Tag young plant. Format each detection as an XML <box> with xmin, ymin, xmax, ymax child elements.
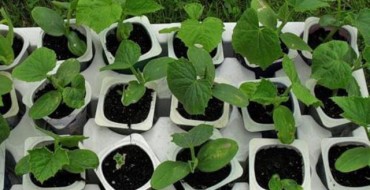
<box><xmin>0</xmin><ymin>8</ymin><xmax>15</xmax><ymax>66</ymax></box>
<box><xmin>12</xmin><ymin>48</ymin><xmax>86</xmax><ymax>119</ymax></box>
<box><xmin>0</xmin><ymin>74</ymin><xmax>12</xmax><ymax>144</ymax></box>
<box><xmin>15</xmin><ymin>127</ymin><xmax>99</xmax><ymax>184</ymax></box>
<box><xmin>167</xmin><ymin>46</ymin><xmax>249</xmax><ymax>115</ymax></box>
<box><xmin>268</xmin><ymin>174</ymin><xmax>303</xmax><ymax>190</ymax></box>
<box><xmin>232</xmin><ymin>0</ymin><xmax>329</xmax><ymax>70</ymax></box>
<box><xmin>113</xmin><ymin>153</ymin><xmax>126</xmax><ymax>170</ymax></box>
<box><xmin>150</xmin><ymin>124</ymin><xmax>238</xmax><ymax>189</ymax></box>
<box><xmin>240</xmin><ymin>56</ymin><xmax>321</xmax><ymax>144</ymax></box>
<box><xmin>331</xmin><ymin>96</ymin><xmax>370</xmax><ymax>173</ymax></box>
<box><xmin>32</xmin><ymin>0</ymin><xmax>87</xmax><ymax>57</ymax></box>
<box><xmin>159</xmin><ymin>3</ymin><xmax>224</xmax><ymax>53</ymax></box>
<box><xmin>100</xmin><ymin>40</ymin><xmax>175</xmax><ymax>106</ymax></box>
<box><xmin>76</xmin><ymin>0</ymin><xmax>163</xmax><ymax>41</ymax></box>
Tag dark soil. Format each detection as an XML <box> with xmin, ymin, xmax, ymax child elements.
<box><xmin>177</xmin><ymin>97</ymin><xmax>224</xmax><ymax>121</ymax></box>
<box><xmin>247</xmin><ymin>85</ymin><xmax>293</xmax><ymax>124</ymax></box>
<box><xmin>328</xmin><ymin>144</ymin><xmax>370</xmax><ymax>187</ymax></box>
<box><xmin>280</xmin><ymin>41</ymin><xmax>289</xmax><ymax>55</ymax></box>
<box><xmin>103</xmin><ymin>84</ymin><xmax>153</xmax><ymax>126</ymax></box>
<box><xmin>0</xmin><ymin>93</ymin><xmax>11</xmax><ymax>115</ymax></box>
<box><xmin>106</xmin><ymin>23</ymin><xmax>152</xmax><ymax>56</ymax></box>
<box><xmin>173</xmin><ymin>34</ymin><xmax>218</xmax><ymax>59</ymax></box>
<box><xmin>33</xmin><ymin>83</ymin><xmax>75</xmax><ymax>119</ymax></box>
<box><xmin>308</xmin><ymin>27</ymin><xmax>349</xmax><ymax>50</ymax></box>
<box><xmin>43</xmin><ymin>29</ymin><xmax>86</xmax><ymax>60</ymax></box>
<box><xmin>12</xmin><ymin>35</ymin><xmax>23</xmax><ymax>58</ymax></box>
<box><xmin>314</xmin><ymin>85</ymin><xmax>348</xmax><ymax>119</ymax></box>
<box><xmin>102</xmin><ymin>145</ymin><xmax>154</xmax><ymax>190</ymax></box>
<box><xmin>255</xmin><ymin>147</ymin><xmax>304</xmax><ymax>189</ymax></box>
<box><xmin>176</xmin><ymin>143</ymin><xmax>231</xmax><ymax>189</ymax></box>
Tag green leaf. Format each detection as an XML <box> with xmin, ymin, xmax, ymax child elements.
<box><xmin>151</xmin><ymin>161</ymin><xmax>191</xmax><ymax>190</ymax></box>
<box><xmin>121</xmin><ymin>81</ymin><xmax>146</xmax><ymax>106</ymax></box>
<box><xmin>62</xmin><ymin>74</ymin><xmax>86</xmax><ymax>109</ymax></box>
<box><xmin>177</xmin><ymin>17</ymin><xmax>224</xmax><ymax>52</ymax></box>
<box><xmin>312</xmin><ymin>41</ymin><xmax>356</xmax><ymax>89</ymax></box>
<box><xmin>363</xmin><ymin>46</ymin><xmax>370</xmax><ymax>62</ymax></box>
<box><xmin>268</xmin><ymin>174</ymin><xmax>282</xmax><ymax>190</ymax></box>
<box><xmin>273</xmin><ymin>105</ymin><xmax>296</xmax><ymax>144</ymax></box>
<box><xmin>100</xmin><ymin>40</ymin><xmax>141</xmax><ymax>71</ymax></box>
<box><xmin>0</xmin><ymin>8</ymin><xmax>14</xmax><ymax>45</ymax></box>
<box><xmin>331</xmin><ymin>97</ymin><xmax>370</xmax><ymax>127</ymax></box>
<box><xmin>30</xmin><ymin>90</ymin><xmax>62</xmax><ymax>119</ymax></box>
<box><xmin>282</xmin><ymin>56</ymin><xmax>299</xmax><ymax>84</ymax></box>
<box><xmin>159</xmin><ymin>27</ymin><xmax>180</xmax><ymax>34</ymax></box>
<box><xmin>143</xmin><ymin>57</ymin><xmax>175</xmax><ymax>82</ymax></box>
<box><xmin>32</xmin><ymin>7</ymin><xmax>65</xmax><ymax>36</ymax></box>
<box><xmin>63</xmin><ymin>149</ymin><xmax>99</xmax><ymax>173</ymax></box>
<box><xmin>124</xmin><ymin>0</ymin><xmax>163</xmax><ymax>16</ymax></box>
<box><xmin>0</xmin><ymin>74</ymin><xmax>12</xmax><ymax>97</ymax></box>
<box><xmin>0</xmin><ymin>114</ymin><xmax>10</xmax><ymax>144</ymax></box>
<box><xmin>55</xmin><ymin>59</ymin><xmax>80</xmax><ymax>87</ymax></box>
<box><xmin>277</xmin><ymin>2</ymin><xmax>290</xmax><ymax>22</ymax></box>
<box><xmin>353</xmin><ymin>9</ymin><xmax>370</xmax><ymax>45</ymax></box>
<box><xmin>76</xmin><ymin>0</ymin><xmax>122</xmax><ymax>33</ymax></box>
<box><xmin>167</xmin><ymin>59</ymin><xmax>212</xmax><ymax>115</ymax></box>
<box><xmin>66</xmin><ymin>31</ymin><xmax>87</xmax><ymax>57</ymax></box>
<box><xmin>292</xmin><ymin>83</ymin><xmax>322</xmax><ymax>107</ymax></box>
<box><xmin>280</xmin><ymin>32</ymin><xmax>312</xmax><ymax>51</ymax></box>
<box><xmin>51</xmin><ymin>1</ymin><xmax>71</xmax><ymax>9</ymax></box>
<box><xmin>345</xmin><ymin>77</ymin><xmax>361</xmax><ymax>97</ymax></box>
<box><xmin>281</xmin><ymin>179</ymin><xmax>303</xmax><ymax>190</ymax></box>
<box><xmin>251</xmin><ymin>0</ymin><xmax>277</xmax><ymax>29</ymax></box>
<box><xmin>286</xmin><ymin>0</ymin><xmax>329</xmax><ymax>12</ymax></box>
<box><xmin>116</xmin><ymin>22</ymin><xmax>133</xmax><ymax>41</ymax></box>
<box><xmin>0</xmin><ymin>36</ymin><xmax>14</xmax><ymax>65</ymax></box>
<box><xmin>184</xmin><ymin>3</ymin><xmax>203</xmax><ymax>20</ymax></box>
<box><xmin>197</xmin><ymin>138</ymin><xmax>238</xmax><ymax>172</ymax></box>
<box><xmin>250</xmin><ymin>79</ymin><xmax>288</xmax><ymax>106</ymax></box>
<box><xmin>58</xmin><ymin>135</ymin><xmax>88</xmax><ymax>148</ymax></box>
<box><xmin>232</xmin><ymin>9</ymin><xmax>282</xmax><ymax>70</ymax></box>
<box><xmin>172</xmin><ymin>124</ymin><xmax>213</xmax><ymax>148</ymax></box>
<box><xmin>13</xmin><ymin>48</ymin><xmax>56</xmax><ymax>82</ymax></box>
<box><xmin>28</xmin><ymin>146</ymin><xmax>69</xmax><ymax>184</ymax></box>
<box><xmin>239</xmin><ymin>82</ymin><xmax>259</xmax><ymax>99</ymax></box>
<box><xmin>212</xmin><ymin>83</ymin><xmax>248</xmax><ymax>107</ymax></box>
<box><xmin>187</xmin><ymin>47</ymin><xmax>215</xmax><ymax>83</ymax></box>
<box><xmin>15</xmin><ymin>155</ymin><xmax>31</xmax><ymax>176</ymax></box>
<box><xmin>335</xmin><ymin>147</ymin><xmax>370</xmax><ymax>173</ymax></box>
<box><xmin>319</xmin><ymin>14</ymin><xmax>341</xmax><ymax>27</ymax></box>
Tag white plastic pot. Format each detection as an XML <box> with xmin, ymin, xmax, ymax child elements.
<box><xmin>95</xmin><ymin>133</ymin><xmax>160</xmax><ymax>190</ymax></box>
<box><xmin>0</xmin><ymin>71</ymin><xmax>19</xmax><ymax>122</ymax></box>
<box><xmin>22</xmin><ymin>136</ymin><xmax>86</xmax><ymax>190</ymax></box>
<box><xmin>10</xmin><ymin>185</ymin><xmax>100</xmax><ymax>190</ymax></box>
<box><xmin>301</xmin><ymin>17</ymin><xmax>359</xmax><ymax>60</ymax></box>
<box><xmin>239</xmin><ymin>77</ymin><xmax>301</xmax><ymax>132</ymax></box>
<box><xmin>95</xmin><ymin>77</ymin><xmax>157</xmax><ymax>131</ymax></box>
<box><xmin>99</xmin><ymin>16</ymin><xmax>162</xmax><ymax>65</ymax></box>
<box><xmin>0</xmin><ymin>143</ymin><xmax>5</xmax><ymax>190</ymax></box>
<box><xmin>320</xmin><ymin>137</ymin><xmax>370</xmax><ymax>190</ymax></box>
<box><xmin>249</xmin><ymin>138</ymin><xmax>311</xmax><ymax>190</ymax></box>
<box><xmin>0</xmin><ymin>28</ymin><xmax>30</xmax><ymax>71</ymax></box>
<box><xmin>166</xmin><ymin>23</ymin><xmax>224</xmax><ymax>66</ymax></box>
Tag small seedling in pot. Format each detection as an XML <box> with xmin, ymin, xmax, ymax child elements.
<box><xmin>0</xmin><ymin>8</ymin><xmax>15</xmax><ymax>66</ymax></box>
<box><xmin>232</xmin><ymin>0</ymin><xmax>329</xmax><ymax>70</ymax></box>
<box><xmin>159</xmin><ymin>3</ymin><xmax>224</xmax><ymax>53</ymax></box>
<box><xmin>150</xmin><ymin>124</ymin><xmax>238</xmax><ymax>189</ymax></box>
<box><xmin>12</xmin><ymin>48</ymin><xmax>86</xmax><ymax>119</ymax></box>
<box><xmin>100</xmin><ymin>40</ymin><xmax>175</xmax><ymax>106</ymax></box>
<box><xmin>0</xmin><ymin>74</ymin><xmax>12</xmax><ymax>144</ymax></box>
<box><xmin>113</xmin><ymin>153</ymin><xmax>126</xmax><ymax>170</ymax></box>
<box><xmin>268</xmin><ymin>174</ymin><xmax>303</xmax><ymax>190</ymax></box>
<box><xmin>240</xmin><ymin>56</ymin><xmax>321</xmax><ymax>144</ymax></box>
<box><xmin>167</xmin><ymin>46</ymin><xmax>249</xmax><ymax>115</ymax></box>
<box><xmin>76</xmin><ymin>0</ymin><xmax>163</xmax><ymax>41</ymax></box>
<box><xmin>32</xmin><ymin>0</ymin><xmax>87</xmax><ymax>57</ymax></box>
<box><xmin>15</xmin><ymin>127</ymin><xmax>99</xmax><ymax>184</ymax></box>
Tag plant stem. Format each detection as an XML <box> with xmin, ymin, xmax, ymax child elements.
<box><xmin>323</xmin><ymin>27</ymin><xmax>339</xmax><ymax>42</ymax></box>
<box><xmin>189</xmin><ymin>146</ymin><xmax>197</xmax><ymax>172</ymax></box>
<box><xmin>116</xmin><ymin>14</ymin><xmax>126</xmax><ymax>41</ymax></box>
<box><xmin>276</xmin><ymin>11</ymin><xmax>292</xmax><ymax>35</ymax></box>
<box><xmin>129</xmin><ymin>67</ymin><xmax>145</xmax><ymax>84</ymax></box>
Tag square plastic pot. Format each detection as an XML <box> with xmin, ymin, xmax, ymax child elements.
<box><xmin>0</xmin><ymin>71</ymin><xmax>20</xmax><ymax>126</ymax></box>
<box><xmin>249</xmin><ymin>138</ymin><xmax>311</xmax><ymax>190</ymax></box>
<box><xmin>95</xmin><ymin>133</ymin><xmax>160</xmax><ymax>190</ymax></box>
<box><xmin>319</xmin><ymin>137</ymin><xmax>370</xmax><ymax>190</ymax></box>
<box><xmin>95</xmin><ymin>77</ymin><xmax>157</xmax><ymax>131</ymax></box>
<box><xmin>22</xmin><ymin>136</ymin><xmax>86</xmax><ymax>190</ymax></box>
<box><xmin>239</xmin><ymin>77</ymin><xmax>301</xmax><ymax>132</ymax></box>
<box><xmin>166</xmin><ymin>23</ymin><xmax>224</xmax><ymax>66</ymax></box>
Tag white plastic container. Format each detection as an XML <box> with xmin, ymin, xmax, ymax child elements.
<box><xmin>0</xmin><ymin>72</ymin><xmax>19</xmax><ymax>122</ymax></box>
<box><xmin>0</xmin><ymin>143</ymin><xmax>5</xmax><ymax>190</ymax></box>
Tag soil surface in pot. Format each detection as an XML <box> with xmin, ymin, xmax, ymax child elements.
<box><xmin>173</xmin><ymin>34</ymin><xmax>217</xmax><ymax>59</ymax></box>
<box><xmin>106</xmin><ymin>23</ymin><xmax>152</xmax><ymax>55</ymax></box>
<box><xmin>314</xmin><ymin>85</ymin><xmax>347</xmax><ymax>118</ymax></box>
<box><xmin>104</xmin><ymin>84</ymin><xmax>153</xmax><ymax>126</ymax></box>
<box><xmin>177</xmin><ymin>97</ymin><xmax>224</xmax><ymax>121</ymax></box>
<box><xmin>0</xmin><ymin>93</ymin><xmax>11</xmax><ymax>115</ymax></box>
<box><xmin>43</xmin><ymin>28</ymin><xmax>86</xmax><ymax>60</ymax></box>
<box><xmin>176</xmin><ymin>143</ymin><xmax>231</xmax><ymax>189</ymax></box>
<box><xmin>328</xmin><ymin>144</ymin><xmax>370</xmax><ymax>187</ymax></box>
<box><xmin>308</xmin><ymin>27</ymin><xmax>349</xmax><ymax>50</ymax></box>
<box><xmin>33</xmin><ymin>83</ymin><xmax>75</xmax><ymax>119</ymax></box>
<box><xmin>247</xmin><ymin>85</ymin><xmax>293</xmax><ymax>124</ymax></box>
<box><xmin>255</xmin><ymin>147</ymin><xmax>304</xmax><ymax>189</ymax></box>
<box><xmin>102</xmin><ymin>145</ymin><xmax>154</xmax><ymax>190</ymax></box>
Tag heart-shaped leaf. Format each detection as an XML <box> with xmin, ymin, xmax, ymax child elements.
<box><xmin>32</xmin><ymin>7</ymin><xmax>65</xmax><ymax>36</ymax></box>
<box><xmin>121</xmin><ymin>81</ymin><xmax>146</xmax><ymax>106</ymax></box>
<box><xmin>30</xmin><ymin>90</ymin><xmax>62</xmax><ymax>119</ymax></box>
<box><xmin>151</xmin><ymin>161</ymin><xmax>191</xmax><ymax>190</ymax></box>
<box><xmin>62</xmin><ymin>74</ymin><xmax>86</xmax><ymax>109</ymax></box>
<box><xmin>172</xmin><ymin>124</ymin><xmax>213</xmax><ymax>148</ymax></box>
<box><xmin>273</xmin><ymin>105</ymin><xmax>296</xmax><ymax>144</ymax></box>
